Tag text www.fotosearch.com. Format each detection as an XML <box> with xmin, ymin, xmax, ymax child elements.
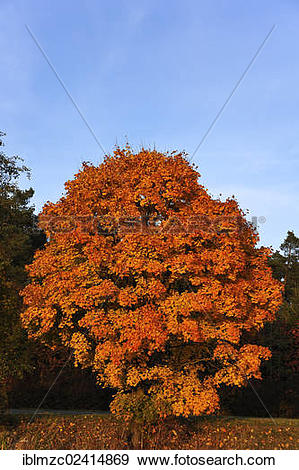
<box><xmin>21</xmin><ymin>452</ymin><xmax>276</xmax><ymax>467</ymax></box>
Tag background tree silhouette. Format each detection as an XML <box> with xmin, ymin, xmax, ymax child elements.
<box><xmin>0</xmin><ymin>131</ymin><xmax>45</xmax><ymax>409</ymax></box>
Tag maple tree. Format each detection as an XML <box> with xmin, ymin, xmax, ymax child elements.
<box><xmin>21</xmin><ymin>146</ymin><xmax>283</xmax><ymax>420</ymax></box>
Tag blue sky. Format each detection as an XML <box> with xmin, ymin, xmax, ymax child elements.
<box><xmin>1</xmin><ymin>0</ymin><xmax>298</xmax><ymax>249</ymax></box>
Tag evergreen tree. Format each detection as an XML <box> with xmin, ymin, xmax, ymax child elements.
<box><xmin>267</xmin><ymin>231</ymin><xmax>299</xmax><ymax>415</ymax></box>
<box><xmin>0</xmin><ymin>131</ymin><xmax>45</xmax><ymax>409</ymax></box>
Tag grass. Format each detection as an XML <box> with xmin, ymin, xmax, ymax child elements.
<box><xmin>0</xmin><ymin>414</ymin><xmax>298</xmax><ymax>450</ymax></box>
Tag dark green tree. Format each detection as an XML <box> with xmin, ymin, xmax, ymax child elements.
<box><xmin>266</xmin><ymin>231</ymin><xmax>299</xmax><ymax>415</ymax></box>
<box><xmin>0</xmin><ymin>131</ymin><xmax>45</xmax><ymax>409</ymax></box>
<box><xmin>269</xmin><ymin>231</ymin><xmax>298</xmax><ymax>339</ymax></box>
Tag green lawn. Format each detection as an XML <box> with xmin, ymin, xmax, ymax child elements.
<box><xmin>0</xmin><ymin>414</ymin><xmax>298</xmax><ymax>450</ymax></box>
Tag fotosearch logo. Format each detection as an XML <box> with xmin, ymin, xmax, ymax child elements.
<box><xmin>39</xmin><ymin>213</ymin><xmax>266</xmax><ymax>236</ymax></box>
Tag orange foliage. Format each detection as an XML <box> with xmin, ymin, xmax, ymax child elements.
<box><xmin>21</xmin><ymin>146</ymin><xmax>283</xmax><ymax>419</ymax></box>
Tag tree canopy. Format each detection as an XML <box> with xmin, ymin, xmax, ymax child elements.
<box><xmin>267</xmin><ymin>231</ymin><xmax>299</xmax><ymax>407</ymax></box>
<box><xmin>0</xmin><ymin>132</ymin><xmax>45</xmax><ymax>408</ymax></box>
<box><xmin>21</xmin><ymin>146</ymin><xmax>283</xmax><ymax>420</ymax></box>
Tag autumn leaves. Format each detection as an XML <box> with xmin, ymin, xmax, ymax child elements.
<box><xmin>21</xmin><ymin>147</ymin><xmax>283</xmax><ymax>421</ymax></box>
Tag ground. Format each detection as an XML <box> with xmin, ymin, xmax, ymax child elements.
<box><xmin>0</xmin><ymin>414</ymin><xmax>298</xmax><ymax>450</ymax></box>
